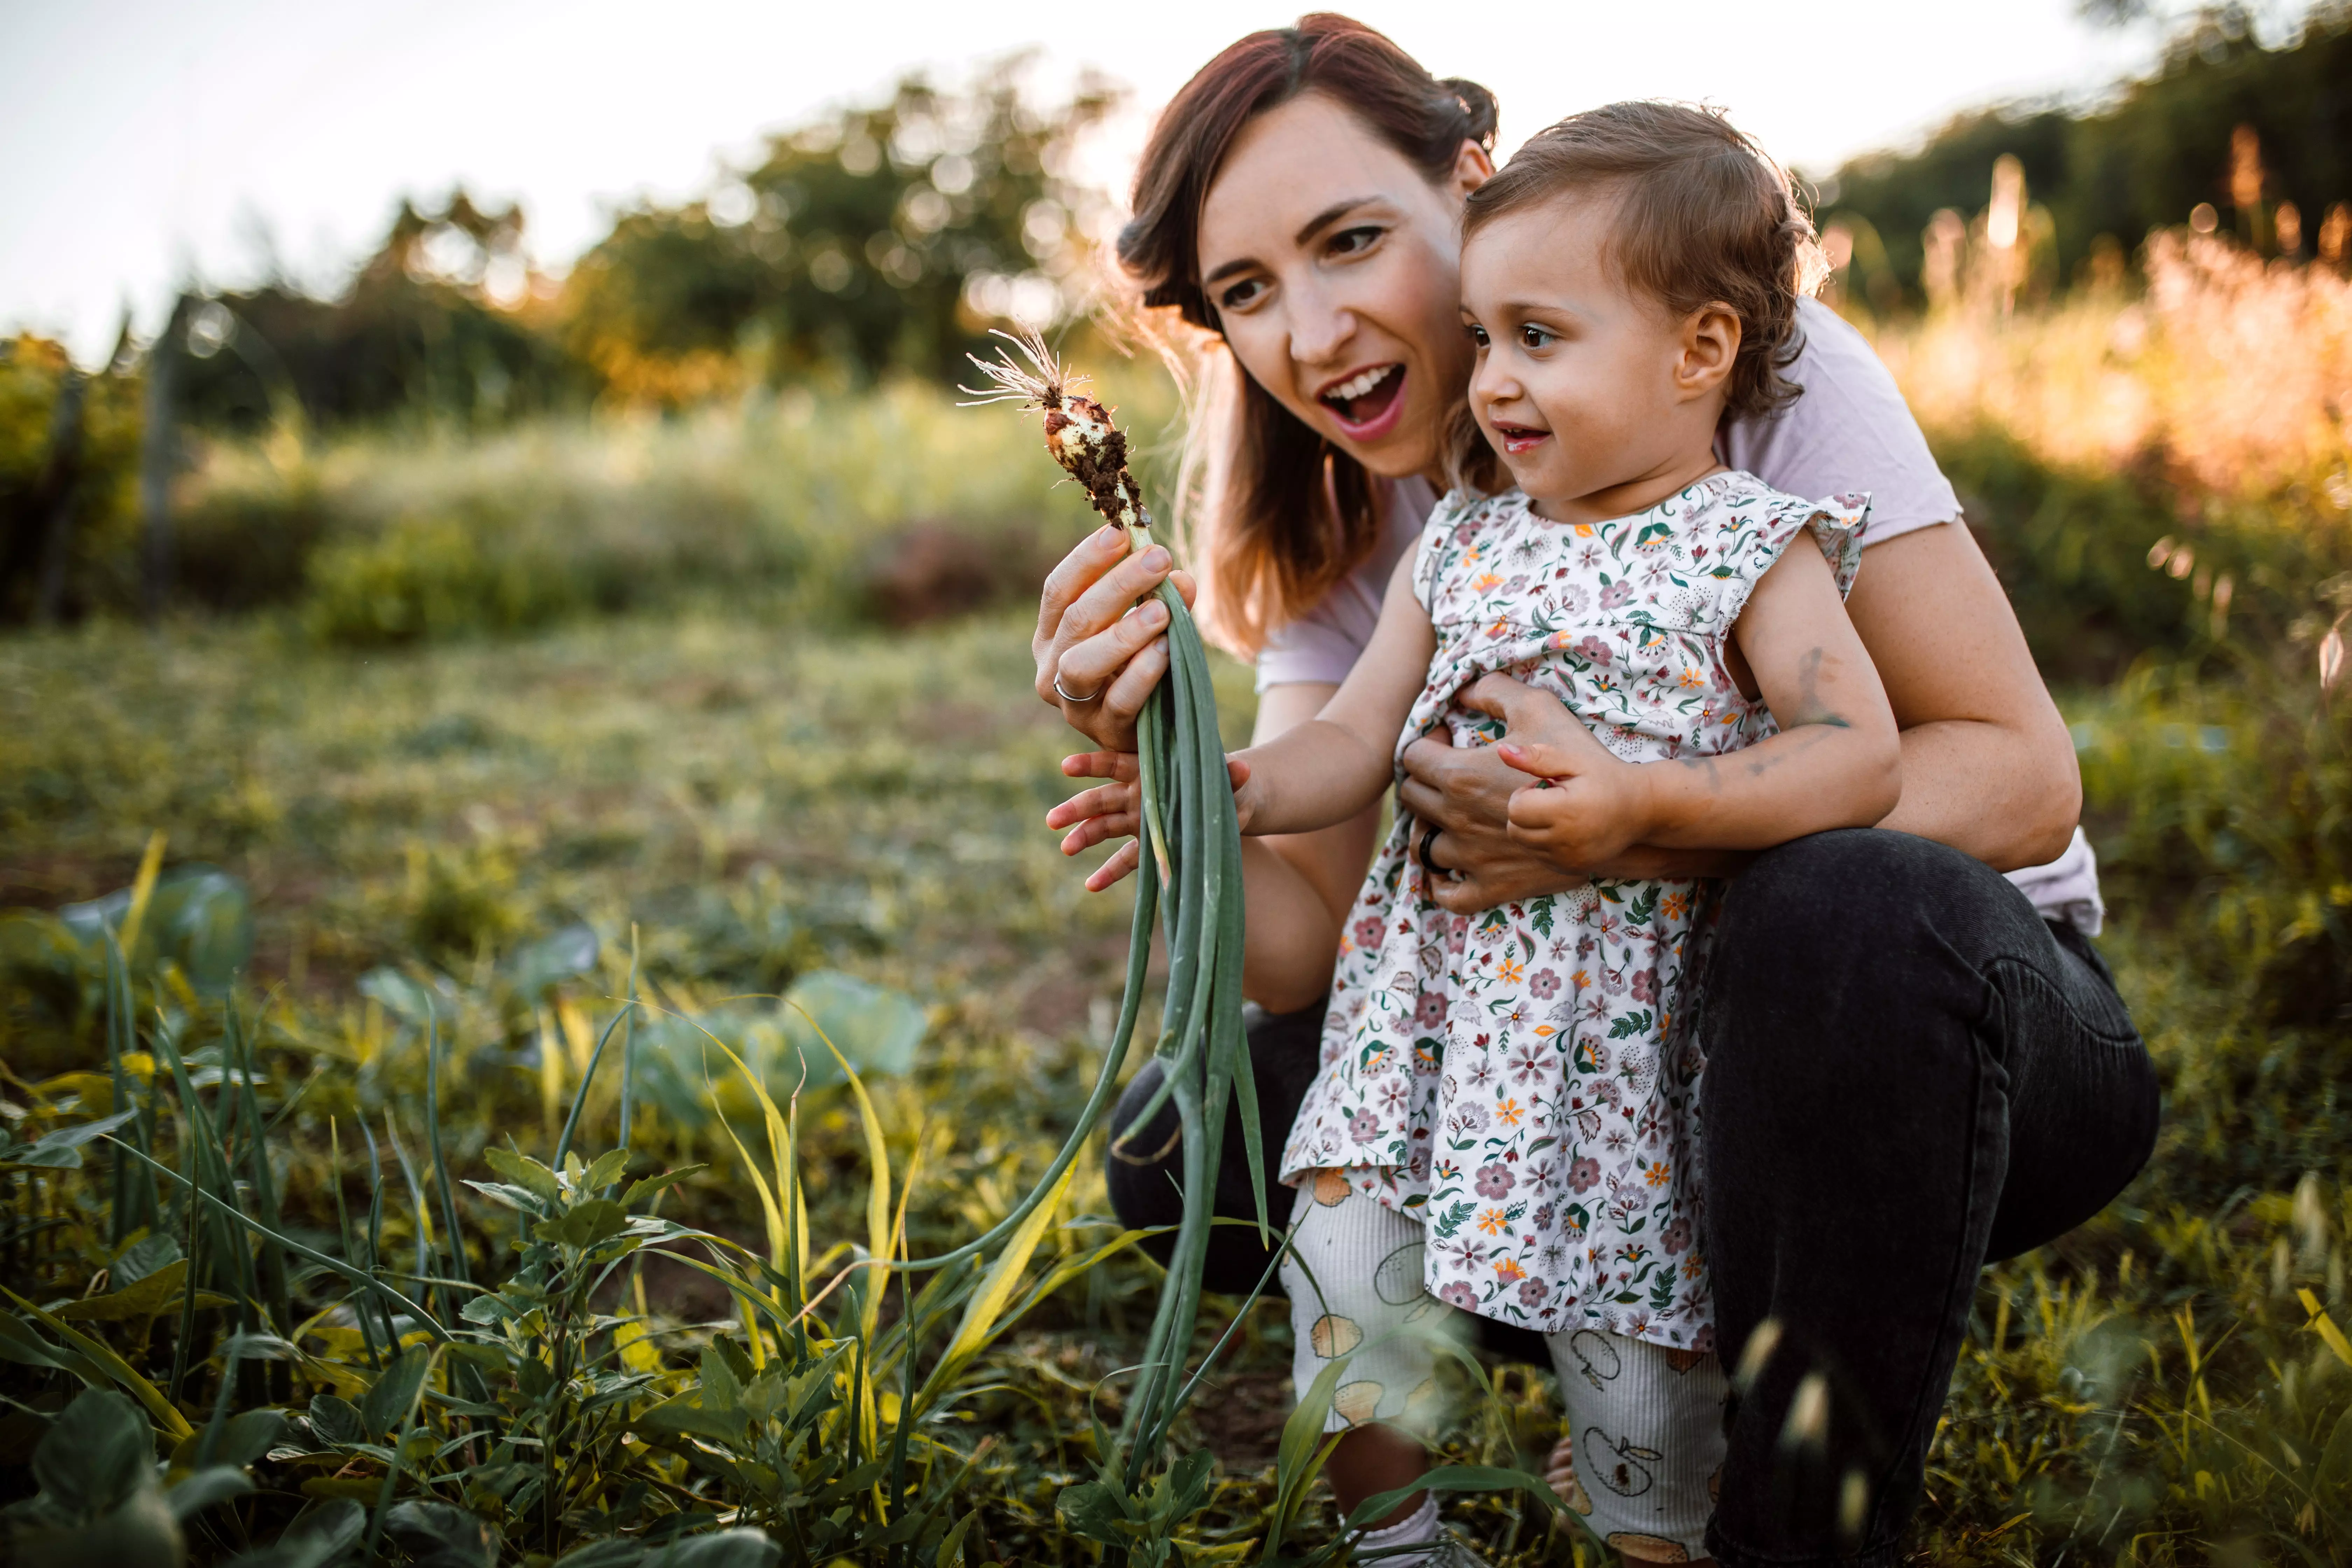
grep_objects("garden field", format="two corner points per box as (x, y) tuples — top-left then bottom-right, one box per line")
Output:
(4, 232), (2352, 1567)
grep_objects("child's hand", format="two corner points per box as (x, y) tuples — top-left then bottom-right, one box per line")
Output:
(1050, 749), (1251, 892)
(1494, 720), (1656, 870)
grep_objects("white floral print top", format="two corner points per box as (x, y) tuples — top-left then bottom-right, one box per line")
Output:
(1277, 471), (1868, 1351)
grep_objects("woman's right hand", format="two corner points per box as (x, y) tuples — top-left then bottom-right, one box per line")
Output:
(1033, 524), (1199, 750)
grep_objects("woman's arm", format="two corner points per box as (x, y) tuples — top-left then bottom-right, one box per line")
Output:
(1231, 553), (1435, 836)
(1839, 522), (2079, 867)
(1498, 541), (1902, 864)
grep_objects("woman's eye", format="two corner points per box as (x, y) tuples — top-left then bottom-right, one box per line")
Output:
(1218, 277), (1268, 312)
(1329, 225), (1383, 257)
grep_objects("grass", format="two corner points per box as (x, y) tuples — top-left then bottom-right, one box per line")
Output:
(3, 228), (2351, 1565)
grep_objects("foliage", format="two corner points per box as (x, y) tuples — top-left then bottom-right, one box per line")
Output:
(176, 193), (584, 434)
(8, 208), (2352, 1560)
(1817, 2), (2352, 302)
(561, 62), (1119, 402)
(0, 335), (147, 624)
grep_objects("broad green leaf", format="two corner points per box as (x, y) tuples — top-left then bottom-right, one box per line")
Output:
(8, 1108), (140, 1170)
(307, 1394), (363, 1447)
(167, 1465), (254, 1521)
(642, 1530), (782, 1568)
(111, 1233), (181, 1287)
(779, 970), (925, 1084)
(507, 921), (599, 997)
(208, 1409), (289, 1469)
(4, 1290), (191, 1441)
(360, 1345), (432, 1440)
(56, 1259), (230, 1322)
(583, 1148), (630, 1191)
(484, 1147), (561, 1204)
(357, 964), (455, 1025)
(534, 1198), (628, 1249)
(32, 1389), (153, 1520)
(623, 1164), (706, 1208)
(384, 1499), (499, 1565)
(0, 1311), (99, 1380)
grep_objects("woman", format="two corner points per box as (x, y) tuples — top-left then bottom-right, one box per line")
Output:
(1031, 17), (2158, 1567)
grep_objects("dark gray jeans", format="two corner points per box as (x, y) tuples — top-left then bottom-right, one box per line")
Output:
(1104, 829), (2159, 1567)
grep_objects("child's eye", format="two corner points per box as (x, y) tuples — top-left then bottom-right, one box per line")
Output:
(1518, 324), (1556, 350)
(1465, 324), (1490, 349)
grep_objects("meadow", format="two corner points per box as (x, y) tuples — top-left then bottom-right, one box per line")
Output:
(3, 231), (2351, 1567)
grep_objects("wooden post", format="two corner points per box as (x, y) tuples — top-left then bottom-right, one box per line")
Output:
(139, 293), (194, 623)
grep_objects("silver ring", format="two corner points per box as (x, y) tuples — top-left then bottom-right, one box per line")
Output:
(1054, 671), (1103, 704)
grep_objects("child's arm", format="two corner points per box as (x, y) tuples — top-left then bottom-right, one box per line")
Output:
(1229, 550), (1437, 837)
(1497, 540), (1900, 864)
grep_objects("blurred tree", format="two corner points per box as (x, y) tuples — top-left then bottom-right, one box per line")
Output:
(177, 191), (584, 431)
(0, 333), (147, 623)
(559, 60), (1120, 402)
(1816, 2), (2352, 302)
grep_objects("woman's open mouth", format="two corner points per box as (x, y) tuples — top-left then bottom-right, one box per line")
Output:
(1318, 363), (1408, 442)
(1492, 421), (1551, 456)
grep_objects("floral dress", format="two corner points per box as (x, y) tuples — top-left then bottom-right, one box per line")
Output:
(1276, 471), (1867, 1351)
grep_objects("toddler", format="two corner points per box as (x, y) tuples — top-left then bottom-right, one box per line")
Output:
(1232, 104), (1898, 1564)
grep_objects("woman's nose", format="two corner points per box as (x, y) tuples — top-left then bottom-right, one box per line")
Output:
(1286, 276), (1356, 366)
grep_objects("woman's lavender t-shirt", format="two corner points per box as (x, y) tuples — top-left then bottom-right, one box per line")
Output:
(1251, 298), (2105, 932)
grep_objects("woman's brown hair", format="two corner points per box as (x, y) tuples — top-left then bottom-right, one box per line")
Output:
(1115, 14), (1495, 656)
(1449, 102), (1819, 494)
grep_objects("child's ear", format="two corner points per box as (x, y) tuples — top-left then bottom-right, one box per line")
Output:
(1675, 304), (1741, 401)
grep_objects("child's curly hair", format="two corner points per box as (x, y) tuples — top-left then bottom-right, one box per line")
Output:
(1450, 101), (1823, 494)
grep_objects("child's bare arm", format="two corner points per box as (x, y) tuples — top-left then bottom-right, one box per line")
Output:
(1498, 539), (1900, 863)
(1231, 551), (1437, 836)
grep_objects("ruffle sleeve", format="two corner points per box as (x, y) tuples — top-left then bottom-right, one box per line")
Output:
(1714, 489), (1872, 633)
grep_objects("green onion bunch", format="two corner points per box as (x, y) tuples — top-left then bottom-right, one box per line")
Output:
(955, 327), (1265, 1477)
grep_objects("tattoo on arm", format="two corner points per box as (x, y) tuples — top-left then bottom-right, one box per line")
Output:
(1784, 648), (1851, 730)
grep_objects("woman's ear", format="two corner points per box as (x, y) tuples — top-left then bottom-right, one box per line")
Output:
(1450, 139), (1496, 197)
(1676, 303), (1741, 401)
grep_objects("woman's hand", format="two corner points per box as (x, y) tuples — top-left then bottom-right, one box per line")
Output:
(1033, 524), (1198, 749)
(1394, 677), (1595, 912)
(1396, 676), (1751, 908)
(1048, 749), (1251, 892)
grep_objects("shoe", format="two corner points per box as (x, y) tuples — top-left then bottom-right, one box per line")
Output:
(1353, 1527), (1495, 1568)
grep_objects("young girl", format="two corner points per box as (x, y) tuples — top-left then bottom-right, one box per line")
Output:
(1069, 103), (1899, 1562)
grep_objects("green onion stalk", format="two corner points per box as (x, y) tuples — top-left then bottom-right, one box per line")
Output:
(953, 327), (1267, 1476)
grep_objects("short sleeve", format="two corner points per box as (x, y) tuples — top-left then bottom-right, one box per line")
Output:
(1716, 490), (1872, 633)
(1717, 299), (1961, 547)
(1254, 475), (1437, 692)
(1412, 488), (1481, 612)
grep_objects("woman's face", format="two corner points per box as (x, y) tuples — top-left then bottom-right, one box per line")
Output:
(1195, 92), (1491, 483)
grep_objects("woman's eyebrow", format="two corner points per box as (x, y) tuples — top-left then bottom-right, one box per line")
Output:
(1202, 197), (1385, 287)
(1292, 196), (1382, 247)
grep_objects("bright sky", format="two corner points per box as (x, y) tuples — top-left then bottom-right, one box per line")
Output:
(3, 0), (2175, 364)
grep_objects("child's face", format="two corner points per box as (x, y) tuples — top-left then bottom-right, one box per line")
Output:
(1458, 191), (1735, 519)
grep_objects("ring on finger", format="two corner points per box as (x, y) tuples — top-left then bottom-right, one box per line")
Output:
(1054, 671), (1103, 704)
(1417, 823), (1452, 879)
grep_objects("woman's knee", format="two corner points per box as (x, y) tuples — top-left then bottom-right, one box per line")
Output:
(1708, 829), (2044, 1032)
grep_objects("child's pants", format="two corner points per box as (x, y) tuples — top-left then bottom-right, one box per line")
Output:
(1281, 1173), (1728, 1562)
